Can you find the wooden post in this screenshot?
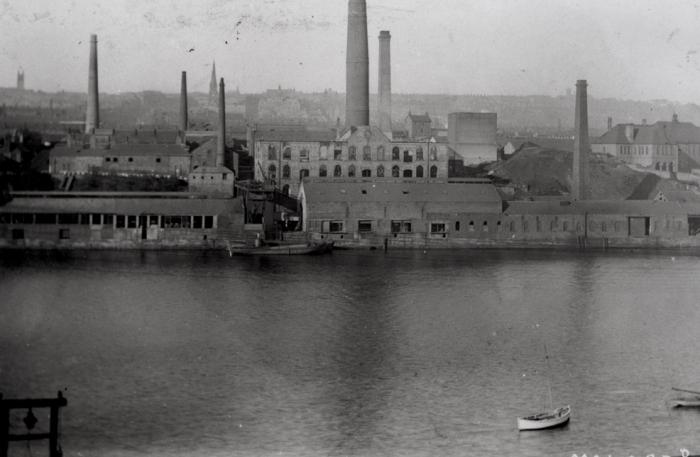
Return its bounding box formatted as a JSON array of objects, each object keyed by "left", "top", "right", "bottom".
[
  {"left": 0, "top": 393, "right": 8, "bottom": 457},
  {"left": 49, "top": 392, "right": 61, "bottom": 457}
]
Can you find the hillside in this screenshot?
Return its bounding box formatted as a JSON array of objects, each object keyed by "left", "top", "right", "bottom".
[{"left": 488, "top": 144, "right": 656, "bottom": 200}]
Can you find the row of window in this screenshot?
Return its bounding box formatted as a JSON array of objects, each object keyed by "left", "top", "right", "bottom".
[
  {"left": 620, "top": 145, "right": 677, "bottom": 156},
  {"left": 315, "top": 218, "right": 682, "bottom": 235},
  {"left": 269, "top": 164, "right": 439, "bottom": 180},
  {"left": 267, "top": 144, "right": 439, "bottom": 162},
  {"left": 104, "top": 157, "right": 163, "bottom": 163},
  {"left": 0, "top": 213, "right": 215, "bottom": 229}
]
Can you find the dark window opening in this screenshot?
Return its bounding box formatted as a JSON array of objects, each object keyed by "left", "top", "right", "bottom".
[
  {"left": 403, "top": 169, "right": 413, "bottom": 178},
  {"left": 12, "top": 229, "right": 24, "bottom": 240},
  {"left": 116, "top": 215, "right": 126, "bottom": 228},
  {"left": 58, "top": 213, "right": 79, "bottom": 225},
  {"left": 431, "top": 223, "right": 447, "bottom": 234},
  {"left": 103, "top": 214, "right": 114, "bottom": 226},
  {"left": 193, "top": 216, "right": 203, "bottom": 229},
  {"left": 156, "top": 157, "right": 161, "bottom": 163},
  {"left": 391, "top": 221, "right": 412, "bottom": 233},
  {"left": 59, "top": 229, "right": 70, "bottom": 240},
  {"left": 455, "top": 221, "right": 461, "bottom": 231},
  {"left": 204, "top": 216, "right": 214, "bottom": 229},
  {"left": 35, "top": 213, "right": 57, "bottom": 224},
  {"left": 358, "top": 220, "right": 372, "bottom": 233}
]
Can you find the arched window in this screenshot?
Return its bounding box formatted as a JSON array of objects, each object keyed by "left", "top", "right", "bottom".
[
  {"left": 377, "top": 165, "right": 385, "bottom": 177},
  {"left": 282, "top": 184, "right": 290, "bottom": 196},
  {"left": 348, "top": 165, "right": 356, "bottom": 177},
  {"left": 282, "top": 164, "right": 291, "bottom": 178},
  {"left": 268, "top": 164, "right": 277, "bottom": 181},
  {"left": 377, "top": 146, "right": 385, "bottom": 161},
  {"left": 416, "top": 146, "right": 424, "bottom": 161},
  {"left": 392, "top": 165, "right": 400, "bottom": 177},
  {"left": 349, "top": 146, "right": 357, "bottom": 161},
  {"left": 283, "top": 147, "right": 292, "bottom": 160},
  {"left": 363, "top": 145, "right": 371, "bottom": 161},
  {"left": 319, "top": 165, "right": 328, "bottom": 177},
  {"left": 430, "top": 165, "right": 438, "bottom": 178},
  {"left": 334, "top": 165, "right": 342, "bottom": 177},
  {"left": 430, "top": 146, "right": 438, "bottom": 161},
  {"left": 416, "top": 165, "right": 424, "bottom": 178},
  {"left": 299, "top": 169, "right": 310, "bottom": 180},
  {"left": 362, "top": 169, "right": 372, "bottom": 178},
  {"left": 268, "top": 145, "right": 277, "bottom": 160},
  {"left": 392, "top": 147, "right": 400, "bottom": 161},
  {"left": 403, "top": 169, "right": 413, "bottom": 178}
]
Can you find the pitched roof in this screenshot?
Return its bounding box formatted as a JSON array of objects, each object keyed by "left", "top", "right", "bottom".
[
  {"left": 254, "top": 126, "right": 337, "bottom": 142},
  {"left": 1, "top": 193, "right": 238, "bottom": 214},
  {"left": 51, "top": 143, "right": 190, "bottom": 158},
  {"left": 300, "top": 180, "right": 502, "bottom": 204},
  {"left": 503, "top": 199, "right": 700, "bottom": 216},
  {"left": 594, "top": 121, "right": 700, "bottom": 145},
  {"left": 407, "top": 113, "right": 431, "bottom": 123}
]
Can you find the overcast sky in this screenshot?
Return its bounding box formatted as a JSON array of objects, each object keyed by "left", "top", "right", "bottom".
[{"left": 2, "top": 0, "right": 700, "bottom": 103}]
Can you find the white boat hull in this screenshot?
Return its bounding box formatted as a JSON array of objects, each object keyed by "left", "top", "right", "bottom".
[
  {"left": 518, "top": 405, "right": 571, "bottom": 431},
  {"left": 671, "top": 398, "right": 700, "bottom": 408}
]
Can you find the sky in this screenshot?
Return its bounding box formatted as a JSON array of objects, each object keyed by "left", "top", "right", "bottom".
[{"left": 2, "top": 0, "right": 700, "bottom": 103}]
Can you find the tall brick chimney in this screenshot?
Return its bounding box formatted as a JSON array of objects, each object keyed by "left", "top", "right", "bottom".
[
  {"left": 180, "top": 71, "right": 188, "bottom": 134},
  {"left": 573, "top": 80, "right": 590, "bottom": 201},
  {"left": 378, "top": 31, "right": 392, "bottom": 136},
  {"left": 85, "top": 34, "right": 99, "bottom": 134},
  {"left": 607, "top": 116, "right": 612, "bottom": 131},
  {"left": 346, "top": 0, "right": 370, "bottom": 128},
  {"left": 217, "top": 78, "right": 226, "bottom": 167}
]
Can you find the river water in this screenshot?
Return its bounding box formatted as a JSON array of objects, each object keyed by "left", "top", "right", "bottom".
[{"left": 1, "top": 249, "right": 700, "bottom": 457}]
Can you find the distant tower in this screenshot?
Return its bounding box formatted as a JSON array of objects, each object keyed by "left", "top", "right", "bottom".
[
  {"left": 85, "top": 34, "right": 100, "bottom": 134},
  {"left": 378, "top": 31, "right": 392, "bottom": 136},
  {"left": 209, "top": 61, "right": 218, "bottom": 106},
  {"left": 346, "top": 0, "right": 370, "bottom": 127},
  {"left": 607, "top": 116, "right": 613, "bottom": 131},
  {"left": 16, "top": 69, "right": 24, "bottom": 90},
  {"left": 573, "top": 80, "right": 590, "bottom": 201},
  {"left": 217, "top": 78, "right": 226, "bottom": 167},
  {"left": 179, "top": 71, "right": 188, "bottom": 133}
]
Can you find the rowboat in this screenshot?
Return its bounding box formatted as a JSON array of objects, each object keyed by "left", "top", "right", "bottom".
[
  {"left": 517, "top": 405, "right": 571, "bottom": 431},
  {"left": 227, "top": 241, "right": 334, "bottom": 256}
]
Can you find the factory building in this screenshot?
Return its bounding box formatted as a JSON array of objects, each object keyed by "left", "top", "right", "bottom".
[
  {"left": 251, "top": 125, "right": 450, "bottom": 196},
  {"left": 0, "top": 191, "right": 244, "bottom": 249},
  {"left": 298, "top": 179, "right": 700, "bottom": 249}
]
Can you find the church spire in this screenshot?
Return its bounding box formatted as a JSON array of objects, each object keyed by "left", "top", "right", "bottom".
[{"left": 209, "top": 61, "right": 218, "bottom": 105}]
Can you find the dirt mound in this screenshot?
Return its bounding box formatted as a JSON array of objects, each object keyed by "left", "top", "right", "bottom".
[{"left": 488, "top": 144, "right": 651, "bottom": 200}]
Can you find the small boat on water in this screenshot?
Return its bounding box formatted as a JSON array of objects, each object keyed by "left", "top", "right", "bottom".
[
  {"left": 518, "top": 343, "right": 571, "bottom": 431},
  {"left": 670, "top": 387, "right": 700, "bottom": 408},
  {"left": 227, "top": 241, "right": 334, "bottom": 256},
  {"left": 518, "top": 405, "right": 571, "bottom": 431}
]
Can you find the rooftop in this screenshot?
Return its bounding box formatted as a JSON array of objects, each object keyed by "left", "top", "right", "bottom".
[{"left": 300, "top": 179, "right": 502, "bottom": 204}]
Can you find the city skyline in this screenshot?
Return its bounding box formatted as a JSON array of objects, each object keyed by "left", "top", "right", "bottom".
[{"left": 2, "top": 0, "right": 700, "bottom": 103}]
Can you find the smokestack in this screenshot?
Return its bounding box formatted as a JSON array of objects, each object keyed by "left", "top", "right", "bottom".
[
  {"left": 378, "top": 31, "right": 392, "bottom": 136},
  {"left": 180, "top": 71, "right": 188, "bottom": 133},
  {"left": 573, "top": 80, "right": 590, "bottom": 201},
  {"left": 607, "top": 117, "right": 612, "bottom": 131},
  {"left": 85, "top": 34, "right": 99, "bottom": 134},
  {"left": 217, "top": 78, "right": 226, "bottom": 167},
  {"left": 346, "top": 0, "right": 370, "bottom": 128}
]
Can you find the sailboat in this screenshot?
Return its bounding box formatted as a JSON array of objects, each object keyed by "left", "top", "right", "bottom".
[
  {"left": 517, "top": 344, "right": 571, "bottom": 431},
  {"left": 669, "top": 387, "right": 700, "bottom": 408}
]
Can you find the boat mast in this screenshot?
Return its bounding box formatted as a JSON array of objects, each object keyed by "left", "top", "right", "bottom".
[{"left": 544, "top": 343, "right": 553, "bottom": 411}]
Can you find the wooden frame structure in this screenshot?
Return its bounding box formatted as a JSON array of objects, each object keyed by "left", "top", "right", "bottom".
[{"left": 0, "top": 392, "right": 67, "bottom": 457}]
